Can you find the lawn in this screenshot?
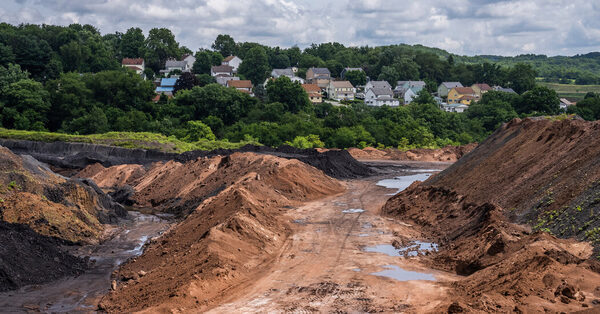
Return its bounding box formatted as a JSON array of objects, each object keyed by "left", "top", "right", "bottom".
[
  {"left": 538, "top": 82, "right": 600, "bottom": 101},
  {"left": 0, "top": 129, "right": 259, "bottom": 153}
]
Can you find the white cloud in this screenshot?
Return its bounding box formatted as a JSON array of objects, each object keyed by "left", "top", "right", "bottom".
[{"left": 1, "top": 0, "right": 600, "bottom": 56}]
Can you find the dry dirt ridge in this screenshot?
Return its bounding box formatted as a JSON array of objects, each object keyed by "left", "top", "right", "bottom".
[
  {"left": 384, "top": 117, "right": 600, "bottom": 312},
  {"left": 0, "top": 140, "right": 372, "bottom": 179}
]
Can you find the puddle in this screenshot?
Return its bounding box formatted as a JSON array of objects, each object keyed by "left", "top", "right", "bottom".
[
  {"left": 127, "top": 235, "right": 149, "bottom": 256},
  {"left": 358, "top": 233, "right": 370, "bottom": 237},
  {"left": 363, "top": 241, "right": 438, "bottom": 257},
  {"left": 362, "top": 222, "right": 372, "bottom": 229},
  {"left": 342, "top": 208, "right": 365, "bottom": 214},
  {"left": 292, "top": 219, "right": 307, "bottom": 225},
  {"left": 352, "top": 268, "right": 361, "bottom": 272},
  {"left": 371, "top": 265, "right": 435, "bottom": 281},
  {"left": 377, "top": 173, "right": 434, "bottom": 195},
  {"left": 406, "top": 169, "right": 442, "bottom": 173}
]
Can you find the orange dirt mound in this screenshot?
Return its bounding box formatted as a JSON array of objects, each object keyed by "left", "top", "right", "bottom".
[
  {"left": 97, "top": 152, "right": 344, "bottom": 312},
  {"left": 348, "top": 143, "right": 477, "bottom": 162},
  {"left": 382, "top": 118, "right": 600, "bottom": 312}
]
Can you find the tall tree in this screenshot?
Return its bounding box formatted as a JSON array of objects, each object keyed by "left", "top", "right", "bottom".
[
  {"left": 192, "top": 50, "right": 212, "bottom": 74},
  {"left": 120, "top": 27, "right": 145, "bottom": 58},
  {"left": 344, "top": 70, "right": 366, "bottom": 87},
  {"left": 238, "top": 46, "right": 270, "bottom": 85},
  {"left": 144, "top": 28, "right": 180, "bottom": 72},
  {"left": 266, "top": 76, "right": 311, "bottom": 113},
  {"left": 508, "top": 63, "right": 536, "bottom": 94},
  {"left": 211, "top": 34, "right": 237, "bottom": 57}
]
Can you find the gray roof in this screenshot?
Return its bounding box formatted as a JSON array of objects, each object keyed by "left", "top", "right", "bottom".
[
  {"left": 211, "top": 65, "right": 234, "bottom": 73},
  {"left": 272, "top": 68, "right": 294, "bottom": 77},
  {"left": 370, "top": 87, "right": 394, "bottom": 97},
  {"left": 441, "top": 82, "right": 463, "bottom": 88},
  {"left": 407, "top": 81, "right": 426, "bottom": 87},
  {"left": 493, "top": 86, "right": 517, "bottom": 94},
  {"left": 367, "top": 80, "right": 392, "bottom": 89},
  {"left": 310, "top": 67, "right": 331, "bottom": 75},
  {"left": 165, "top": 60, "right": 187, "bottom": 68}
]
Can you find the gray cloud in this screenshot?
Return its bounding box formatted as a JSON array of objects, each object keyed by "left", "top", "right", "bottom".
[{"left": 1, "top": 0, "right": 599, "bottom": 56}]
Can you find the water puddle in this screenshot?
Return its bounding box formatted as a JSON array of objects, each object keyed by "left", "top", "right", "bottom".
[
  {"left": 358, "top": 233, "right": 370, "bottom": 237},
  {"left": 127, "top": 235, "right": 149, "bottom": 256},
  {"left": 377, "top": 173, "right": 433, "bottom": 195},
  {"left": 371, "top": 265, "right": 435, "bottom": 281},
  {"left": 363, "top": 241, "right": 438, "bottom": 257},
  {"left": 342, "top": 208, "right": 365, "bottom": 214}
]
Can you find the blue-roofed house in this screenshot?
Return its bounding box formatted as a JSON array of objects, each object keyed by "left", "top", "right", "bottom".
[{"left": 155, "top": 77, "right": 177, "bottom": 96}]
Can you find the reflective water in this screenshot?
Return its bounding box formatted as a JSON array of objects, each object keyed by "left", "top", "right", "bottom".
[
  {"left": 371, "top": 265, "right": 435, "bottom": 281},
  {"left": 376, "top": 173, "right": 433, "bottom": 195},
  {"left": 342, "top": 208, "right": 365, "bottom": 213}
]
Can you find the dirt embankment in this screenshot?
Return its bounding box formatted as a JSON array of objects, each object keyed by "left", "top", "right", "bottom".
[
  {"left": 85, "top": 152, "right": 344, "bottom": 312},
  {"left": 382, "top": 118, "right": 600, "bottom": 312},
  {"left": 2, "top": 140, "right": 373, "bottom": 179},
  {"left": 0, "top": 147, "right": 127, "bottom": 292},
  {"left": 348, "top": 144, "right": 477, "bottom": 162}
]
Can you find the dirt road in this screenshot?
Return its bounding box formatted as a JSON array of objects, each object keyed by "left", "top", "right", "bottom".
[{"left": 208, "top": 164, "right": 458, "bottom": 313}]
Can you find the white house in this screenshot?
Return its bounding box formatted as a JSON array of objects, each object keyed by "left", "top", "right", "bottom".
[
  {"left": 441, "top": 103, "right": 469, "bottom": 113},
  {"left": 183, "top": 54, "right": 196, "bottom": 69},
  {"left": 365, "top": 80, "right": 392, "bottom": 92},
  {"left": 365, "top": 87, "right": 399, "bottom": 107},
  {"left": 211, "top": 65, "right": 234, "bottom": 77},
  {"left": 121, "top": 58, "right": 145, "bottom": 79},
  {"left": 165, "top": 60, "right": 190, "bottom": 73},
  {"left": 222, "top": 56, "right": 242, "bottom": 72},
  {"left": 396, "top": 88, "right": 417, "bottom": 105},
  {"left": 271, "top": 68, "right": 305, "bottom": 84}
]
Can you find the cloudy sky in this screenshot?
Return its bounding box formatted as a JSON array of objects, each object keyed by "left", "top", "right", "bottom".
[{"left": 2, "top": 0, "right": 600, "bottom": 56}]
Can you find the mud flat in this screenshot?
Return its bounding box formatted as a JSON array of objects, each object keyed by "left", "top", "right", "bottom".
[{"left": 0, "top": 211, "right": 171, "bottom": 312}]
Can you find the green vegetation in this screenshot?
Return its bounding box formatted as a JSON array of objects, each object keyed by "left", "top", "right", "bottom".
[
  {"left": 0, "top": 128, "right": 259, "bottom": 153},
  {"left": 539, "top": 82, "right": 600, "bottom": 101}
]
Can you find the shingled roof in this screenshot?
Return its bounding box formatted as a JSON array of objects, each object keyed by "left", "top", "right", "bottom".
[{"left": 122, "top": 58, "right": 144, "bottom": 65}]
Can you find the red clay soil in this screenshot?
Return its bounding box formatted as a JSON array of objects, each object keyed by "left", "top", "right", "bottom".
[
  {"left": 383, "top": 117, "right": 600, "bottom": 312},
  {"left": 348, "top": 143, "right": 477, "bottom": 162},
  {"left": 95, "top": 152, "right": 344, "bottom": 312}
]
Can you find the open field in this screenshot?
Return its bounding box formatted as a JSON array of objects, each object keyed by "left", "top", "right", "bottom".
[{"left": 539, "top": 82, "right": 600, "bottom": 101}]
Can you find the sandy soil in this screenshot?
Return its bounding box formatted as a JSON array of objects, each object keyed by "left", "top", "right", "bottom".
[
  {"left": 0, "top": 211, "right": 171, "bottom": 312},
  {"left": 206, "top": 168, "right": 458, "bottom": 313}
]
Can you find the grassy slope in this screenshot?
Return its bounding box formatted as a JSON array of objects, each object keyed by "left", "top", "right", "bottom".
[
  {"left": 538, "top": 82, "right": 600, "bottom": 101},
  {"left": 0, "top": 129, "right": 259, "bottom": 153}
]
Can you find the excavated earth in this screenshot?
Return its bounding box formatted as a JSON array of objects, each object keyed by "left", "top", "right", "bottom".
[
  {"left": 383, "top": 117, "right": 600, "bottom": 312},
  {"left": 348, "top": 144, "right": 477, "bottom": 162}
]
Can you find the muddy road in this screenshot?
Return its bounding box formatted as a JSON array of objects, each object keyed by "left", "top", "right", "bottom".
[
  {"left": 0, "top": 212, "right": 171, "bottom": 312},
  {"left": 208, "top": 162, "right": 458, "bottom": 313}
]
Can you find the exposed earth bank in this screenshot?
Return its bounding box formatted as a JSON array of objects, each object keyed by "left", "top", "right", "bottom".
[
  {"left": 348, "top": 144, "right": 477, "bottom": 162},
  {"left": 383, "top": 117, "right": 600, "bottom": 312}
]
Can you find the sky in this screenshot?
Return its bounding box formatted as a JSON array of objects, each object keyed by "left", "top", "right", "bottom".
[{"left": 1, "top": 0, "right": 600, "bottom": 56}]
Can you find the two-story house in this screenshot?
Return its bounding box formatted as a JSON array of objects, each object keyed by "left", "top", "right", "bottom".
[
  {"left": 365, "top": 87, "right": 399, "bottom": 106},
  {"left": 121, "top": 58, "right": 146, "bottom": 79},
  {"left": 227, "top": 80, "right": 254, "bottom": 96},
  {"left": 222, "top": 56, "right": 242, "bottom": 73},
  {"left": 448, "top": 87, "right": 476, "bottom": 105},
  {"left": 302, "top": 84, "right": 323, "bottom": 103},
  {"left": 271, "top": 68, "right": 305, "bottom": 84},
  {"left": 327, "top": 81, "right": 355, "bottom": 101},
  {"left": 365, "top": 80, "right": 392, "bottom": 91},
  {"left": 437, "top": 82, "right": 463, "bottom": 98}
]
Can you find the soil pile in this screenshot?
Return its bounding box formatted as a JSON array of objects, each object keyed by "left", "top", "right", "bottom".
[
  {"left": 2, "top": 139, "right": 373, "bottom": 179},
  {"left": 0, "top": 147, "right": 125, "bottom": 244},
  {"left": 348, "top": 143, "right": 477, "bottom": 162},
  {"left": 0, "top": 221, "right": 89, "bottom": 292},
  {"left": 97, "top": 152, "right": 344, "bottom": 312},
  {"left": 383, "top": 117, "right": 600, "bottom": 312}
]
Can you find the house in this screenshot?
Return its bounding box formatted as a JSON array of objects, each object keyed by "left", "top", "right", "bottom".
[
  {"left": 211, "top": 65, "right": 234, "bottom": 77},
  {"left": 216, "top": 75, "right": 239, "bottom": 86},
  {"left": 165, "top": 60, "right": 190, "bottom": 73},
  {"left": 340, "top": 67, "right": 363, "bottom": 79},
  {"left": 222, "top": 56, "right": 242, "bottom": 72},
  {"left": 306, "top": 67, "right": 331, "bottom": 83},
  {"left": 395, "top": 88, "right": 417, "bottom": 105},
  {"left": 559, "top": 98, "right": 575, "bottom": 111},
  {"left": 183, "top": 54, "right": 196, "bottom": 69},
  {"left": 471, "top": 83, "right": 492, "bottom": 99},
  {"left": 365, "top": 80, "right": 392, "bottom": 91},
  {"left": 155, "top": 77, "right": 177, "bottom": 96},
  {"left": 365, "top": 87, "right": 399, "bottom": 107},
  {"left": 441, "top": 103, "right": 469, "bottom": 113},
  {"left": 493, "top": 86, "right": 517, "bottom": 94},
  {"left": 121, "top": 58, "right": 145, "bottom": 79},
  {"left": 227, "top": 80, "right": 254, "bottom": 96},
  {"left": 327, "top": 81, "right": 355, "bottom": 101},
  {"left": 396, "top": 81, "right": 426, "bottom": 94},
  {"left": 437, "top": 82, "right": 463, "bottom": 97},
  {"left": 448, "top": 87, "right": 476, "bottom": 105},
  {"left": 270, "top": 68, "right": 305, "bottom": 84},
  {"left": 302, "top": 84, "right": 323, "bottom": 103}
]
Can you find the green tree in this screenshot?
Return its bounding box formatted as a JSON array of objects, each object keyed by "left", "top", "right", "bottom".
[
  {"left": 183, "top": 120, "right": 216, "bottom": 141},
  {"left": 1, "top": 79, "right": 50, "bottom": 130},
  {"left": 516, "top": 85, "right": 559, "bottom": 115},
  {"left": 344, "top": 70, "right": 366, "bottom": 87},
  {"left": 192, "top": 50, "right": 212, "bottom": 74},
  {"left": 508, "top": 63, "right": 536, "bottom": 94},
  {"left": 467, "top": 100, "right": 518, "bottom": 132},
  {"left": 211, "top": 34, "right": 237, "bottom": 57},
  {"left": 144, "top": 28, "right": 180, "bottom": 72},
  {"left": 120, "top": 27, "right": 145, "bottom": 58},
  {"left": 173, "top": 72, "right": 199, "bottom": 94},
  {"left": 271, "top": 54, "right": 290, "bottom": 68},
  {"left": 238, "top": 46, "right": 270, "bottom": 85},
  {"left": 0, "top": 63, "right": 29, "bottom": 95},
  {"left": 378, "top": 66, "right": 399, "bottom": 87},
  {"left": 266, "top": 76, "right": 311, "bottom": 113},
  {"left": 0, "top": 43, "right": 15, "bottom": 67}
]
